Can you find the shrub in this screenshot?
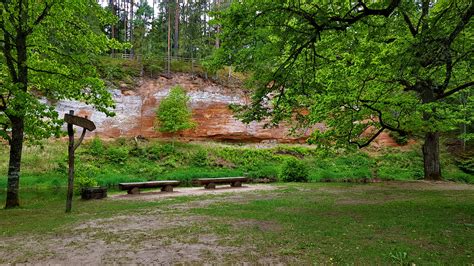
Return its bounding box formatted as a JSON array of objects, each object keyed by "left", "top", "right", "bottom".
[
  {"left": 143, "top": 58, "right": 164, "bottom": 77},
  {"left": 106, "top": 147, "right": 129, "bottom": 164},
  {"left": 246, "top": 165, "right": 279, "bottom": 179},
  {"left": 75, "top": 163, "right": 101, "bottom": 177},
  {"left": 75, "top": 176, "right": 99, "bottom": 193},
  {"left": 190, "top": 149, "right": 209, "bottom": 167},
  {"left": 155, "top": 86, "right": 196, "bottom": 134},
  {"left": 389, "top": 131, "right": 409, "bottom": 145},
  {"left": 89, "top": 138, "right": 105, "bottom": 156},
  {"left": 129, "top": 145, "right": 147, "bottom": 158},
  {"left": 279, "top": 158, "right": 309, "bottom": 182},
  {"left": 147, "top": 143, "right": 176, "bottom": 160}
]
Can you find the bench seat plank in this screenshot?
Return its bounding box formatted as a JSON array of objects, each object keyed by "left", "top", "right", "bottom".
[
  {"left": 194, "top": 177, "right": 248, "bottom": 185},
  {"left": 193, "top": 177, "right": 248, "bottom": 189},
  {"left": 119, "top": 180, "right": 180, "bottom": 193}
]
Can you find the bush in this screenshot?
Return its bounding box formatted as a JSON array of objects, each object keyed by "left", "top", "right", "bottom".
[
  {"left": 190, "top": 149, "right": 209, "bottom": 167},
  {"left": 89, "top": 138, "right": 105, "bottom": 156},
  {"left": 279, "top": 158, "right": 309, "bottom": 182},
  {"left": 147, "top": 143, "right": 176, "bottom": 160},
  {"left": 143, "top": 58, "right": 164, "bottom": 77},
  {"left": 129, "top": 145, "right": 147, "bottom": 158},
  {"left": 246, "top": 165, "right": 279, "bottom": 179},
  {"left": 389, "top": 131, "right": 409, "bottom": 145},
  {"left": 155, "top": 86, "right": 195, "bottom": 134},
  {"left": 106, "top": 147, "right": 129, "bottom": 164},
  {"left": 75, "top": 176, "right": 99, "bottom": 193}
]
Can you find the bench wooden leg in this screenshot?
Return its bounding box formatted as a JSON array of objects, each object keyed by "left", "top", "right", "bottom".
[
  {"left": 205, "top": 183, "right": 216, "bottom": 189},
  {"left": 127, "top": 187, "right": 140, "bottom": 195},
  {"left": 231, "top": 181, "right": 242, "bottom": 187},
  {"left": 161, "top": 185, "right": 173, "bottom": 192}
]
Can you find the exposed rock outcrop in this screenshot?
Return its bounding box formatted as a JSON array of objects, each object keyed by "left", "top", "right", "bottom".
[
  {"left": 55, "top": 74, "right": 312, "bottom": 142},
  {"left": 55, "top": 73, "right": 400, "bottom": 146}
]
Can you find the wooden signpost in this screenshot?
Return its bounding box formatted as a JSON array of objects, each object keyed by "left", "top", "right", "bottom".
[{"left": 64, "top": 110, "right": 96, "bottom": 213}]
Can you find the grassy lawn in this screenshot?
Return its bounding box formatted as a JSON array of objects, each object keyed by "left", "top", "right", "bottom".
[{"left": 1, "top": 182, "right": 473, "bottom": 264}]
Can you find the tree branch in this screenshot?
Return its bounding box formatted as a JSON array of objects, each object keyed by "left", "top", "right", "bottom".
[
  {"left": 327, "top": 0, "right": 401, "bottom": 26},
  {"left": 349, "top": 125, "right": 386, "bottom": 149},
  {"left": 402, "top": 11, "right": 417, "bottom": 37},
  {"left": 438, "top": 81, "right": 474, "bottom": 100},
  {"left": 447, "top": 1, "right": 474, "bottom": 45},
  {"left": 26, "top": 1, "right": 56, "bottom": 35},
  {"left": 362, "top": 104, "right": 407, "bottom": 135},
  {"left": 1, "top": 31, "right": 18, "bottom": 82},
  {"left": 27, "top": 66, "right": 76, "bottom": 80}
]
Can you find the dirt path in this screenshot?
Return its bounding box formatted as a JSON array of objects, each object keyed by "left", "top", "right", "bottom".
[
  {"left": 0, "top": 184, "right": 283, "bottom": 265},
  {"left": 1, "top": 182, "right": 472, "bottom": 264},
  {"left": 111, "top": 184, "right": 279, "bottom": 200}
]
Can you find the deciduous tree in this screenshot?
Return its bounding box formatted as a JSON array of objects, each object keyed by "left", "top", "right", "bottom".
[
  {"left": 1, "top": 0, "right": 119, "bottom": 208},
  {"left": 155, "top": 85, "right": 195, "bottom": 136},
  {"left": 212, "top": 0, "right": 473, "bottom": 180}
]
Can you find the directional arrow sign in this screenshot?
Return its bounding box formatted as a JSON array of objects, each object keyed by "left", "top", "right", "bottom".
[{"left": 64, "top": 114, "right": 96, "bottom": 131}]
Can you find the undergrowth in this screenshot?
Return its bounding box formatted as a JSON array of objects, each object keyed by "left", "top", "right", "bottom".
[{"left": 0, "top": 138, "right": 472, "bottom": 190}]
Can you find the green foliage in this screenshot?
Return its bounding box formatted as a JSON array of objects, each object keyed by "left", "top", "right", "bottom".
[
  {"left": 215, "top": 147, "right": 278, "bottom": 171},
  {"left": 106, "top": 147, "right": 129, "bottom": 164},
  {"left": 213, "top": 0, "right": 474, "bottom": 179},
  {"left": 389, "top": 132, "right": 409, "bottom": 146},
  {"left": 1, "top": 0, "right": 122, "bottom": 144},
  {"left": 389, "top": 250, "right": 411, "bottom": 265},
  {"left": 279, "top": 158, "right": 309, "bottom": 182},
  {"left": 155, "top": 86, "right": 196, "bottom": 134},
  {"left": 96, "top": 57, "right": 140, "bottom": 84},
  {"left": 75, "top": 176, "right": 99, "bottom": 193},
  {"left": 190, "top": 148, "right": 210, "bottom": 167},
  {"left": 142, "top": 58, "right": 164, "bottom": 78},
  {"left": 146, "top": 143, "right": 176, "bottom": 160},
  {"left": 246, "top": 165, "right": 279, "bottom": 179},
  {"left": 455, "top": 154, "right": 474, "bottom": 175},
  {"left": 88, "top": 138, "right": 105, "bottom": 156},
  {"left": 307, "top": 153, "right": 375, "bottom": 181},
  {"left": 1, "top": 140, "right": 471, "bottom": 190},
  {"left": 377, "top": 151, "right": 424, "bottom": 180}
]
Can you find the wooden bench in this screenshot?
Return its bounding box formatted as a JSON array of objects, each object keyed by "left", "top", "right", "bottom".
[
  {"left": 193, "top": 177, "right": 248, "bottom": 189},
  {"left": 81, "top": 187, "right": 107, "bottom": 200},
  {"left": 119, "top": 180, "right": 180, "bottom": 194}
]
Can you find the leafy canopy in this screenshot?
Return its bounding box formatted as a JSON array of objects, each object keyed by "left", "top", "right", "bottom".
[
  {"left": 211, "top": 0, "right": 473, "bottom": 148},
  {"left": 0, "top": 0, "right": 125, "bottom": 143}
]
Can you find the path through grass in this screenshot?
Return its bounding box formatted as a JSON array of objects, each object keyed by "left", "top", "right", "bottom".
[{"left": 0, "top": 182, "right": 473, "bottom": 264}]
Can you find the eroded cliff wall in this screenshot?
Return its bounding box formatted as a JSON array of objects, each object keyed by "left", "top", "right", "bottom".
[
  {"left": 55, "top": 73, "right": 399, "bottom": 146},
  {"left": 55, "top": 74, "right": 311, "bottom": 142}
]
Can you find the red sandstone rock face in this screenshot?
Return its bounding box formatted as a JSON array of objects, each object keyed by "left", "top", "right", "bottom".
[
  {"left": 54, "top": 73, "right": 401, "bottom": 145},
  {"left": 55, "top": 74, "right": 309, "bottom": 142}
]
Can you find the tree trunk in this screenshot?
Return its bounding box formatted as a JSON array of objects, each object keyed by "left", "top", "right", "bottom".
[
  {"left": 5, "top": 117, "right": 24, "bottom": 208},
  {"left": 173, "top": 0, "right": 179, "bottom": 57},
  {"left": 420, "top": 85, "right": 442, "bottom": 181},
  {"left": 167, "top": 3, "right": 171, "bottom": 74},
  {"left": 215, "top": 0, "right": 220, "bottom": 48},
  {"left": 422, "top": 132, "right": 442, "bottom": 180},
  {"left": 5, "top": 23, "right": 28, "bottom": 208}
]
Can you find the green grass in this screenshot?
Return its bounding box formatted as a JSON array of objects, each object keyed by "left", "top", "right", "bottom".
[
  {"left": 0, "top": 139, "right": 472, "bottom": 192},
  {"left": 0, "top": 188, "right": 190, "bottom": 237},
  {"left": 191, "top": 183, "right": 474, "bottom": 264},
  {"left": 0, "top": 183, "right": 472, "bottom": 264}
]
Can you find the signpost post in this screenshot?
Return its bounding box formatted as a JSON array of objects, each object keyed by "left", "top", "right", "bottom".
[{"left": 64, "top": 110, "right": 96, "bottom": 213}]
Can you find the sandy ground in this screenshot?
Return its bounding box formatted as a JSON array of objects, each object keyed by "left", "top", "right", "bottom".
[
  {"left": 1, "top": 184, "right": 284, "bottom": 265},
  {"left": 111, "top": 184, "right": 279, "bottom": 200},
  {"left": 1, "top": 182, "right": 473, "bottom": 264}
]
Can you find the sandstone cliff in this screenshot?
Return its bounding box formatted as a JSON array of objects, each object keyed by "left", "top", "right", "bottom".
[{"left": 55, "top": 73, "right": 398, "bottom": 146}]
